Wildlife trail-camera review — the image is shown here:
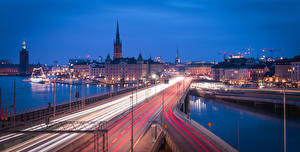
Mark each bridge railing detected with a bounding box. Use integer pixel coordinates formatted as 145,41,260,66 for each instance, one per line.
165,132,181,152
173,81,238,152
0,85,143,131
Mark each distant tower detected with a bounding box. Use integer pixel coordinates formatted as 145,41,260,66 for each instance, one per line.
175,48,180,64
19,41,29,75
113,21,122,60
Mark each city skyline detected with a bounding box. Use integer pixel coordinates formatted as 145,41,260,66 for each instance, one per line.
1,0,300,65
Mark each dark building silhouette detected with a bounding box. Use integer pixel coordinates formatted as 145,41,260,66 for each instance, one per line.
175,48,180,64
113,21,122,60
19,41,29,75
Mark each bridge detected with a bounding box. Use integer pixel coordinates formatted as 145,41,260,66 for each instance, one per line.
0,77,236,152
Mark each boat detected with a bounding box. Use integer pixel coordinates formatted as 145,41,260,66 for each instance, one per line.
31,77,45,83
30,67,49,83
22,78,31,82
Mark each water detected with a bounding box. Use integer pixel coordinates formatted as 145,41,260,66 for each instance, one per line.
189,96,300,152
0,76,119,113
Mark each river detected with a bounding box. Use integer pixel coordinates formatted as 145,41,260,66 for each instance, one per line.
0,76,120,113
189,95,300,152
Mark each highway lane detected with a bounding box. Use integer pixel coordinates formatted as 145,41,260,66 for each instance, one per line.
72,79,177,152
163,78,235,152
2,77,184,152
73,77,225,152
74,79,227,152
8,90,149,152
62,77,232,152
109,83,176,152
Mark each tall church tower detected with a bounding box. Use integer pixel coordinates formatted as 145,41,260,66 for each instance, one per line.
113,21,122,60
19,41,29,75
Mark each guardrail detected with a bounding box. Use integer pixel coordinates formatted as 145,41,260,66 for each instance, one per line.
174,83,237,152
165,132,181,152
0,85,145,131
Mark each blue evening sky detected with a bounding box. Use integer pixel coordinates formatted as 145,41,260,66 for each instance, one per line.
0,0,299,64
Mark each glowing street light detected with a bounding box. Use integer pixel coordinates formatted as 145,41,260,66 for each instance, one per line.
152,74,157,79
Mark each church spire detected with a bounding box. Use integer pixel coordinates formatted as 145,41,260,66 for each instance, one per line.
113,20,122,59
115,20,121,45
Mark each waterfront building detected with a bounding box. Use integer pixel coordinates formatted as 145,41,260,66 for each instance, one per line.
290,55,300,87
103,21,163,83
154,56,162,63
249,65,269,82
291,61,300,87
164,63,185,76
211,57,268,84
69,59,90,66
51,65,69,73
73,62,90,79
0,41,37,76
224,68,250,83
211,66,224,81
89,62,105,79
274,59,292,83
0,64,20,76
0,60,12,65
104,53,163,83
186,62,214,76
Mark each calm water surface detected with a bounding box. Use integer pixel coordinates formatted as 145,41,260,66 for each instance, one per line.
189,96,300,152
0,76,119,112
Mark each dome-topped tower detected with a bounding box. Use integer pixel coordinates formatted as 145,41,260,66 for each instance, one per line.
20,41,29,75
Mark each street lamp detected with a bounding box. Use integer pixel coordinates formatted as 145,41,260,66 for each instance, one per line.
283,87,286,152
53,82,56,117
152,74,157,79
130,94,134,152
69,73,72,112
161,85,165,130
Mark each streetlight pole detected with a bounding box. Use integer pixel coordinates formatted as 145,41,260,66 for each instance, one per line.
69,73,72,112
161,86,164,129
136,81,138,105
130,94,134,152
0,88,1,116
182,79,184,93
155,83,156,96
81,81,85,109
53,82,56,117
283,87,286,152
144,88,146,101
237,115,240,152
69,83,72,112
13,79,16,129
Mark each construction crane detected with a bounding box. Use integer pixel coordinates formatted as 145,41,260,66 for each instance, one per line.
218,51,227,61
245,47,254,57
262,48,282,59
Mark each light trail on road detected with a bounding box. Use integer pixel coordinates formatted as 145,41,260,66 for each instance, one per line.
164,78,225,152
75,78,177,152
75,77,226,152
2,77,183,152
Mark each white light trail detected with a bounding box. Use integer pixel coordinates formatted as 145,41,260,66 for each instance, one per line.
3,77,183,151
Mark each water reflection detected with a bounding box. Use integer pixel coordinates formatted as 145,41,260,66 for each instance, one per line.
190,97,206,113
0,76,119,112
189,95,300,152
30,82,49,92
